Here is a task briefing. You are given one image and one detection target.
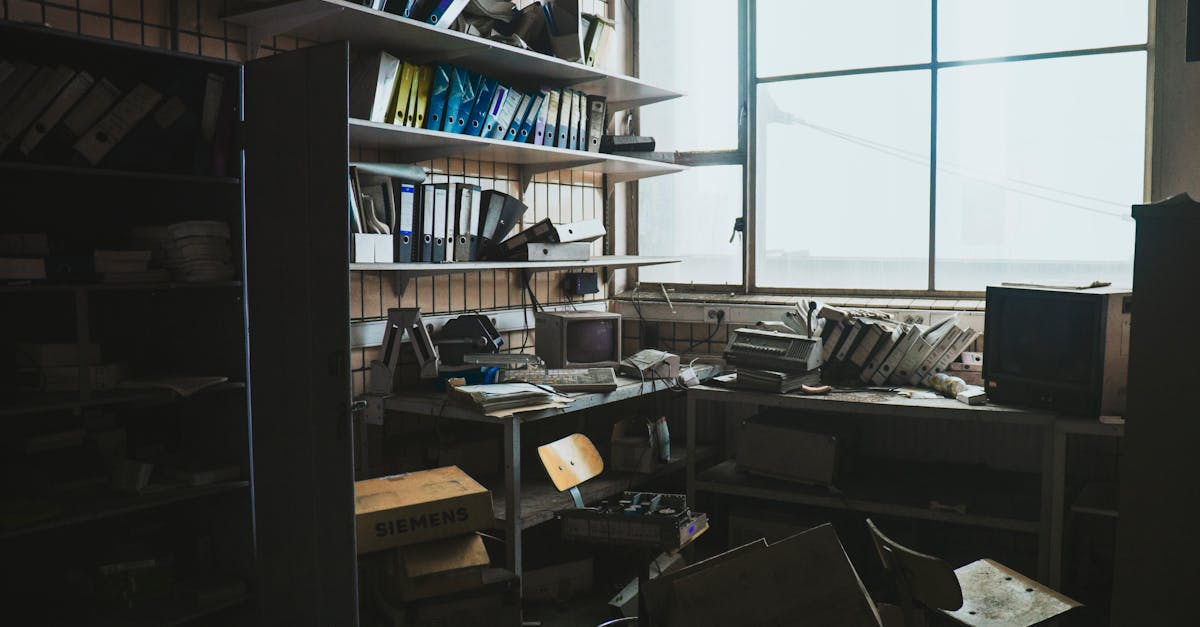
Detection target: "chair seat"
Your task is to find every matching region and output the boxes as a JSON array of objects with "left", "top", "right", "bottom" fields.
[{"left": 940, "top": 559, "right": 1081, "bottom": 626}]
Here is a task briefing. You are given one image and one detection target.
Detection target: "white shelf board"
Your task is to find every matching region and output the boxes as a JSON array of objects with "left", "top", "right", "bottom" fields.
[
  {"left": 224, "top": 0, "right": 681, "bottom": 110},
  {"left": 350, "top": 255, "right": 679, "bottom": 276},
  {"left": 348, "top": 119, "right": 683, "bottom": 183}
]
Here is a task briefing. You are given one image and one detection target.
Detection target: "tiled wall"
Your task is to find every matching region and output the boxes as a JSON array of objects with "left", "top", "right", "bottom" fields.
[{"left": 1, "top": 0, "right": 623, "bottom": 393}]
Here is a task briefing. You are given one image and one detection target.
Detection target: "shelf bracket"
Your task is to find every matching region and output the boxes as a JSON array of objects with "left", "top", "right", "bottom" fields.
[
  {"left": 394, "top": 271, "right": 413, "bottom": 298},
  {"left": 518, "top": 158, "right": 603, "bottom": 191},
  {"left": 240, "top": 4, "right": 340, "bottom": 60}
]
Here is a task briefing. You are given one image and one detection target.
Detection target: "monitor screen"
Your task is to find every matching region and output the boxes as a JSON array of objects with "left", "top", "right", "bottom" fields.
[
  {"left": 994, "top": 294, "right": 1098, "bottom": 384},
  {"left": 564, "top": 319, "right": 617, "bottom": 364}
]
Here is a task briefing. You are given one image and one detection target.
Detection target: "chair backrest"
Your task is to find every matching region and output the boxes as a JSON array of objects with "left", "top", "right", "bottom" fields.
[
  {"left": 866, "top": 519, "right": 964, "bottom": 612},
  {"left": 538, "top": 433, "right": 604, "bottom": 492}
]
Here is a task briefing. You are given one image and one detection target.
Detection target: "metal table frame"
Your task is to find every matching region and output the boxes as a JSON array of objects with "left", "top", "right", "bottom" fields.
[{"left": 684, "top": 385, "right": 1123, "bottom": 587}]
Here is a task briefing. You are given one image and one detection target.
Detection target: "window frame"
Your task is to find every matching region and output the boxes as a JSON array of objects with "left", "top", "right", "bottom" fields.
[{"left": 632, "top": 0, "right": 1151, "bottom": 298}]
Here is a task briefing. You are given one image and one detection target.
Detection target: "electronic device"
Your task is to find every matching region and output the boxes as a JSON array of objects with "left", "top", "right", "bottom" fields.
[
  {"left": 619, "top": 349, "right": 679, "bottom": 380},
  {"left": 535, "top": 310, "right": 621, "bottom": 368},
  {"left": 723, "top": 327, "right": 823, "bottom": 372},
  {"left": 983, "top": 285, "right": 1131, "bottom": 417},
  {"left": 559, "top": 492, "right": 708, "bottom": 551},
  {"left": 562, "top": 272, "right": 599, "bottom": 295},
  {"left": 435, "top": 314, "right": 502, "bottom": 366},
  {"left": 461, "top": 353, "right": 545, "bottom": 369},
  {"left": 497, "top": 367, "right": 618, "bottom": 392}
]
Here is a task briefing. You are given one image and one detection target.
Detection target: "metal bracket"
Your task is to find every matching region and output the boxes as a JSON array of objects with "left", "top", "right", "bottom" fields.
[
  {"left": 241, "top": 3, "right": 340, "bottom": 60},
  {"left": 568, "top": 486, "right": 585, "bottom": 509}
]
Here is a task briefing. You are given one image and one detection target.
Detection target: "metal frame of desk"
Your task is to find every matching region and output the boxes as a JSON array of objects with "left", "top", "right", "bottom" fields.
[
  {"left": 381, "top": 375, "right": 693, "bottom": 590},
  {"left": 684, "top": 385, "right": 1124, "bottom": 587}
]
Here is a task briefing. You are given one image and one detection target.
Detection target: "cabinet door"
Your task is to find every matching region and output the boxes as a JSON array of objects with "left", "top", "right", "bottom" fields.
[{"left": 244, "top": 42, "right": 357, "bottom": 627}]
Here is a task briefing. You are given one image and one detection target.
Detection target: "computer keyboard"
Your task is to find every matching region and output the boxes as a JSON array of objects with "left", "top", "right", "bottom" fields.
[{"left": 498, "top": 367, "right": 619, "bottom": 392}]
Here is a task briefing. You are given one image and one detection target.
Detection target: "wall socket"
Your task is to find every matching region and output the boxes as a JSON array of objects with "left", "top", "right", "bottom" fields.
[{"left": 706, "top": 308, "right": 726, "bottom": 322}]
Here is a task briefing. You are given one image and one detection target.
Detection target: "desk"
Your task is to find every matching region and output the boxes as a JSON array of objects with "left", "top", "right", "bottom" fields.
[
  {"left": 382, "top": 373, "right": 712, "bottom": 588},
  {"left": 684, "top": 385, "right": 1122, "bottom": 587}
]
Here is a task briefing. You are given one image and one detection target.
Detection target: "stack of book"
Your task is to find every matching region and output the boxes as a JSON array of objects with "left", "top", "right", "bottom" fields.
[
  {"left": 93, "top": 249, "right": 167, "bottom": 283},
  {"left": 164, "top": 221, "right": 235, "bottom": 282},
  {"left": 731, "top": 368, "right": 822, "bottom": 394},
  {"left": 816, "top": 304, "right": 980, "bottom": 388}
]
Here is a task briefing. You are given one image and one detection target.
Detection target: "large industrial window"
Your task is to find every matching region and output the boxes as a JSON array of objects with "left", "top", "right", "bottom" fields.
[{"left": 638, "top": 0, "right": 1149, "bottom": 294}]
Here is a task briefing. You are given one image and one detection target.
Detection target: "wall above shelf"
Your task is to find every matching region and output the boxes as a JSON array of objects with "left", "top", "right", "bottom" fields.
[
  {"left": 348, "top": 119, "right": 683, "bottom": 187},
  {"left": 224, "top": 0, "right": 681, "bottom": 110},
  {"left": 350, "top": 254, "right": 680, "bottom": 296}
]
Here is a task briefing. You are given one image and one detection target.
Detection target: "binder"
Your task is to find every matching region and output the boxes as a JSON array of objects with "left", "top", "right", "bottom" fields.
[
  {"left": 467, "top": 184, "right": 484, "bottom": 259},
  {"left": 477, "top": 190, "right": 528, "bottom": 258},
  {"left": 391, "top": 62, "right": 417, "bottom": 127},
  {"left": 532, "top": 90, "right": 550, "bottom": 144},
  {"left": 894, "top": 318, "right": 957, "bottom": 384},
  {"left": 404, "top": 65, "right": 422, "bottom": 126},
  {"left": 487, "top": 87, "right": 522, "bottom": 140},
  {"left": 453, "top": 183, "right": 480, "bottom": 261},
  {"left": 908, "top": 326, "right": 963, "bottom": 385},
  {"left": 0, "top": 65, "right": 76, "bottom": 156},
  {"left": 19, "top": 70, "right": 94, "bottom": 155},
  {"left": 871, "top": 324, "right": 922, "bottom": 385},
  {"left": 412, "top": 65, "right": 433, "bottom": 127},
  {"left": 516, "top": 92, "right": 544, "bottom": 144},
  {"left": 424, "top": 64, "right": 452, "bottom": 130},
  {"left": 0, "top": 61, "right": 37, "bottom": 112},
  {"left": 557, "top": 90, "right": 573, "bottom": 148},
  {"left": 442, "top": 67, "right": 468, "bottom": 132},
  {"left": 396, "top": 183, "right": 416, "bottom": 262},
  {"left": 420, "top": 183, "right": 436, "bottom": 262},
  {"left": 73, "top": 83, "right": 163, "bottom": 166},
  {"left": 431, "top": 183, "right": 449, "bottom": 262},
  {"left": 465, "top": 74, "right": 495, "bottom": 136},
  {"left": 481, "top": 84, "right": 510, "bottom": 138},
  {"left": 582, "top": 14, "right": 615, "bottom": 67},
  {"left": 572, "top": 90, "right": 586, "bottom": 150},
  {"left": 504, "top": 92, "right": 534, "bottom": 142},
  {"left": 585, "top": 95, "right": 606, "bottom": 153},
  {"left": 549, "top": 218, "right": 605, "bottom": 243},
  {"left": 494, "top": 217, "right": 555, "bottom": 259},
  {"left": 349, "top": 50, "right": 401, "bottom": 122},
  {"left": 542, "top": 89, "right": 561, "bottom": 147},
  {"left": 427, "top": 0, "right": 470, "bottom": 27}
]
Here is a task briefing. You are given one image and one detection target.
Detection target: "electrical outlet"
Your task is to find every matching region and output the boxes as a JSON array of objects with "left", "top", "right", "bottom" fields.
[{"left": 706, "top": 308, "right": 726, "bottom": 323}]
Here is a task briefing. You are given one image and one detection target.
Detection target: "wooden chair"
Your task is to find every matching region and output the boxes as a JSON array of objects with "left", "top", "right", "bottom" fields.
[
  {"left": 865, "top": 519, "right": 1081, "bottom": 627},
  {"left": 537, "top": 432, "right": 604, "bottom": 509}
]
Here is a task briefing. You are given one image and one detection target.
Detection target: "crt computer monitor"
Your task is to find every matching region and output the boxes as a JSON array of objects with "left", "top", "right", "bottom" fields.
[{"left": 534, "top": 311, "right": 622, "bottom": 369}]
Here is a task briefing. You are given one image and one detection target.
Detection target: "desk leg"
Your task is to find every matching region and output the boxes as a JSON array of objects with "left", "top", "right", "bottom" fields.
[
  {"left": 504, "top": 419, "right": 522, "bottom": 587},
  {"left": 686, "top": 394, "right": 697, "bottom": 508},
  {"left": 1049, "top": 428, "right": 1068, "bottom": 588},
  {"left": 1038, "top": 422, "right": 1055, "bottom": 583}
]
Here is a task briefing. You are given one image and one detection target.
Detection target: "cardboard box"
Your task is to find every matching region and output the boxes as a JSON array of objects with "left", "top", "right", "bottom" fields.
[
  {"left": 381, "top": 533, "right": 489, "bottom": 602},
  {"left": 355, "top": 466, "right": 494, "bottom": 554},
  {"left": 609, "top": 436, "right": 656, "bottom": 473},
  {"left": 645, "top": 523, "right": 882, "bottom": 627},
  {"left": 735, "top": 417, "right": 838, "bottom": 486},
  {"left": 523, "top": 557, "right": 593, "bottom": 602}
]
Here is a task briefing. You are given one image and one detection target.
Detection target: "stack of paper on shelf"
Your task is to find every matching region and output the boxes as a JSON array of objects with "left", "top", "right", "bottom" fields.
[
  {"left": 447, "top": 382, "right": 572, "bottom": 414},
  {"left": 164, "top": 220, "right": 235, "bottom": 282}
]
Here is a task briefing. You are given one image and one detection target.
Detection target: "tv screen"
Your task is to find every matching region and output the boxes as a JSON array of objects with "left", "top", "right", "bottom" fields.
[
  {"left": 994, "top": 295, "right": 1098, "bottom": 384},
  {"left": 564, "top": 319, "right": 616, "bottom": 364}
]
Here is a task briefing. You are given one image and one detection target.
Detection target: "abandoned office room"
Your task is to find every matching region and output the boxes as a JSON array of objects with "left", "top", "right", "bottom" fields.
[{"left": 5, "top": 0, "right": 1200, "bottom": 624}]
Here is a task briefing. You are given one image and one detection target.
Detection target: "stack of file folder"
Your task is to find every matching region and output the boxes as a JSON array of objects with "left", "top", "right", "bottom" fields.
[
  {"left": 728, "top": 369, "right": 822, "bottom": 394},
  {"left": 349, "top": 50, "right": 609, "bottom": 153}
]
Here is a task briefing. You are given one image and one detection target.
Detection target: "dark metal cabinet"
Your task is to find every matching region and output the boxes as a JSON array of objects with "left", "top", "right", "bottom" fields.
[{"left": 244, "top": 42, "right": 358, "bottom": 626}]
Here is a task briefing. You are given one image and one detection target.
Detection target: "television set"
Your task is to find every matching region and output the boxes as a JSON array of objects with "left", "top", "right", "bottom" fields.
[
  {"left": 983, "top": 285, "right": 1131, "bottom": 417},
  {"left": 535, "top": 311, "right": 621, "bottom": 368}
]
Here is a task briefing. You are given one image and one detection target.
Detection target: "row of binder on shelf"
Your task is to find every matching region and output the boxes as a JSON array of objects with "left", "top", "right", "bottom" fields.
[
  {"left": 349, "top": 163, "right": 605, "bottom": 264},
  {"left": 0, "top": 57, "right": 234, "bottom": 176},
  {"left": 350, "top": 50, "right": 607, "bottom": 152}
]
